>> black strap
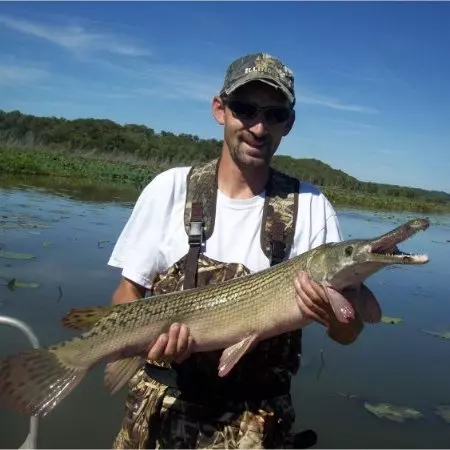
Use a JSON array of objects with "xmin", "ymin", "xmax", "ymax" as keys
[{"xmin": 183, "ymin": 201, "xmax": 203, "ymax": 290}]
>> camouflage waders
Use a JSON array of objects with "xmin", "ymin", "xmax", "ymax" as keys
[{"xmin": 112, "ymin": 159, "xmax": 302, "ymax": 449}]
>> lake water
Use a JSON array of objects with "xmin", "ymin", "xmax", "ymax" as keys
[{"xmin": 1, "ymin": 175, "xmax": 449, "ymax": 449}]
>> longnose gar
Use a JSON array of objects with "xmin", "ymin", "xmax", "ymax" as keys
[{"xmin": 0, "ymin": 218, "xmax": 430, "ymax": 417}]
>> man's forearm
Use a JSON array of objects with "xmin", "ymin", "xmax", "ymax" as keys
[{"xmin": 112, "ymin": 276, "xmax": 147, "ymax": 305}]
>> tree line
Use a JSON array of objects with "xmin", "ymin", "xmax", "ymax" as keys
[{"xmin": 1, "ymin": 109, "xmax": 448, "ymax": 204}]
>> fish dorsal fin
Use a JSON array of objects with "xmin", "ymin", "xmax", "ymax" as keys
[
  {"xmin": 104, "ymin": 356, "xmax": 145, "ymax": 395},
  {"xmin": 61, "ymin": 306, "xmax": 115, "ymax": 331}
]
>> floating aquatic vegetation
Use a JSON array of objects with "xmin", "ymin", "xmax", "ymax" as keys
[
  {"xmin": 6, "ymin": 278, "xmax": 40, "ymax": 291},
  {"xmin": 381, "ymin": 316, "xmax": 403, "ymax": 325},
  {"xmin": 332, "ymin": 392, "xmax": 359, "ymax": 401},
  {"xmin": 0, "ymin": 250, "xmax": 36, "ymax": 260},
  {"xmin": 422, "ymin": 330, "xmax": 450, "ymax": 340},
  {"xmin": 435, "ymin": 405, "xmax": 450, "ymax": 424},
  {"xmin": 0, "ymin": 214, "xmax": 49, "ymax": 230},
  {"xmin": 364, "ymin": 402, "xmax": 423, "ymax": 423},
  {"xmin": 42, "ymin": 241, "xmax": 52, "ymax": 248}
]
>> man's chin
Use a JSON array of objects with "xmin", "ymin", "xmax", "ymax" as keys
[
  {"xmin": 242, "ymin": 145, "xmax": 271, "ymax": 163},
  {"xmin": 240, "ymin": 152, "xmax": 269, "ymax": 167}
]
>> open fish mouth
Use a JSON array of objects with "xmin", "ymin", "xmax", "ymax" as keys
[{"xmin": 368, "ymin": 218, "xmax": 430, "ymax": 264}]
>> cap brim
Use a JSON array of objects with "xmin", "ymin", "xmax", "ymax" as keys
[{"xmin": 222, "ymin": 72, "xmax": 294, "ymax": 105}]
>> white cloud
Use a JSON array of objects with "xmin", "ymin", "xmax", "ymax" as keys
[
  {"xmin": 93, "ymin": 60, "xmax": 222, "ymax": 103},
  {"xmin": 296, "ymin": 93, "xmax": 379, "ymax": 114},
  {"xmin": 137, "ymin": 66, "xmax": 222, "ymax": 102},
  {"xmin": 0, "ymin": 64, "xmax": 49, "ymax": 85},
  {"xmin": 0, "ymin": 14, "xmax": 150, "ymax": 57}
]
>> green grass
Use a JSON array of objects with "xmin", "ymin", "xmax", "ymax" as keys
[
  {"xmin": 322, "ymin": 186, "xmax": 450, "ymax": 214},
  {"xmin": 0, "ymin": 146, "xmax": 159, "ymax": 185},
  {"xmin": 2, "ymin": 146, "xmax": 450, "ymax": 214}
]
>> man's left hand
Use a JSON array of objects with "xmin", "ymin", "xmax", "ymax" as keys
[{"xmin": 294, "ymin": 271, "xmax": 365, "ymax": 345}]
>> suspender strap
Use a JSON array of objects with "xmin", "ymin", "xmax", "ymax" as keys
[
  {"xmin": 184, "ymin": 202, "xmax": 204, "ymax": 290},
  {"xmin": 183, "ymin": 159, "xmax": 219, "ymax": 290},
  {"xmin": 261, "ymin": 168, "xmax": 300, "ymax": 266}
]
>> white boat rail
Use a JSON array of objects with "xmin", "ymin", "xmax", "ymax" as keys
[{"xmin": 0, "ymin": 315, "xmax": 40, "ymax": 449}]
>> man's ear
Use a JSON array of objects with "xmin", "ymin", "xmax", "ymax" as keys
[
  {"xmin": 283, "ymin": 109, "xmax": 295, "ymax": 136},
  {"xmin": 212, "ymin": 96, "xmax": 225, "ymax": 125}
]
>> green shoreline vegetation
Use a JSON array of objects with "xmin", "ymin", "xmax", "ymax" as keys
[{"xmin": 1, "ymin": 109, "xmax": 449, "ymax": 214}]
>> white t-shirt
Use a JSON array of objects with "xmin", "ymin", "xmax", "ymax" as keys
[{"xmin": 108, "ymin": 166, "xmax": 343, "ymax": 290}]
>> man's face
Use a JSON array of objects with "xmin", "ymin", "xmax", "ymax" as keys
[
  {"xmin": 213, "ymin": 81, "xmax": 295, "ymax": 168},
  {"xmin": 213, "ymin": 81, "xmax": 294, "ymax": 167}
]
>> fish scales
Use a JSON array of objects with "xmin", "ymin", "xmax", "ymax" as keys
[
  {"xmin": 0, "ymin": 218, "xmax": 430, "ymax": 418},
  {"xmin": 61, "ymin": 256, "xmax": 302, "ymax": 368}
]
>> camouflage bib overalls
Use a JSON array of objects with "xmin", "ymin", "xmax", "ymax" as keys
[{"xmin": 112, "ymin": 158, "xmax": 303, "ymax": 449}]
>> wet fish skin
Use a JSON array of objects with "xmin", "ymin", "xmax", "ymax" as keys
[{"xmin": 0, "ymin": 218, "xmax": 430, "ymax": 417}]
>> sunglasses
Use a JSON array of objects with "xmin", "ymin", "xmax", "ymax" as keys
[{"xmin": 224, "ymin": 98, "xmax": 292, "ymax": 125}]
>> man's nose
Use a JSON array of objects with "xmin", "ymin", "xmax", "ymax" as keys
[{"xmin": 248, "ymin": 115, "xmax": 269, "ymax": 137}]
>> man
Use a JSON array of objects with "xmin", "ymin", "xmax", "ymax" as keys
[{"xmin": 108, "ymin": 53, "xmax": 364, "ymax": 448}]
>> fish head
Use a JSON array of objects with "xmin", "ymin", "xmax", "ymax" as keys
[{"xmin": 307, "ymin": 218, "xmax": 430, "ymax": 291}]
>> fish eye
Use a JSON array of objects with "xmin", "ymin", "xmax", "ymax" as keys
[{"xmin": 344, "ymin": 246, "xmax": 353, "ymax": 257}]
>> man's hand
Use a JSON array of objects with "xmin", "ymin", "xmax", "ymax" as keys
[
  {"xmin": 147, "ymin": 323, "xmax": 195, "ymax": 363},
  {"xmin": 294, "ymin": 271, "xmax": 364, "ymax": 345}
]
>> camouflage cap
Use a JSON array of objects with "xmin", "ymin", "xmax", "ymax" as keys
[{"xmin": 220, "ymin": 52, "xmax": 295, "ymax": 106}]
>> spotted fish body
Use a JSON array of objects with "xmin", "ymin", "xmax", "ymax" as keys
[{"xmin": 0, "ymin": 219, "xmax": 430, "ymax": 418}]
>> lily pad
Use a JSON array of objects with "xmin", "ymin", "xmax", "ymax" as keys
[
  {"xmin": 0, "ymin": 250, "xmax": 36, "ymax": 260},
  {"xmin": 435, "ymin": 405, "xmax": 450, "ymax": 424},
  {"xmin": 423, "ymin": 330, "xmax": 450, "ymax": 340},
  {"xmin": 6, "ymin": 278, "xmax": 40, "ymax": 290},
  {"xmin": 332, "ymin": 392, "xmax": 359, "ymax": 401},
  {"xmin": 381, "ymin": 316, "xmax": 403, "ymax": 325},
  {"xmin": 97, "ymin": 240, "xmax": 110, "ymax": 248},
  {"xmin": 364, "ymin": 402, "xmax": 423, "ymax": 423}
]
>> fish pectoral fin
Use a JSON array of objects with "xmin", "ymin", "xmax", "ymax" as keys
[
  {"xmin": 354, "ymin": 284, "xmax": 382, "ymax": 324},
  {"xmin": 61, "ymin": 306, "xmax": 115, "ymax": 331},
  {"xmin": 323, "ymin": 285, "xmax": 355, "ymax": 323},
  {"xmin": 104, "ymin": 356, "xmax": 146, "ymax": 395},
  {"xmin": 218, "ymin": 333, "xmax": 259, "ymax": 378},
  {"xmin": 324, "ymin": 284, "xmax": 382, "ymax": 325}
]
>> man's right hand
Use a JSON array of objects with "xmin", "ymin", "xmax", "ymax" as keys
[{"xmin": 147, "ymin": 323, "xmax": 195, "ymax": 364}]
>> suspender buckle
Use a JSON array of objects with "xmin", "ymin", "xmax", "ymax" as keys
[{"xmin": 188, "ymin": 220, "xmax": 203, "ymax": 247}]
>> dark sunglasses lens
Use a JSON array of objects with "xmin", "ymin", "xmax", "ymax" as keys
[
  {"xmin": 266, "ymin": 107, "xmax": 290, "ymax": 124},
  {"xmin": 227, "ymin": 100, "xmax": 258, "ymax": 119},
  {"xmin": 227, "ymin": 100, "xmax": 290, "ymax": 124}
]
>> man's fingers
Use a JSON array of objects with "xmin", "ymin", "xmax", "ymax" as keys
[
  {"xmin": 174, "ymin": 336, "xmax": 195, "ymax": 364},
  {"xmin": 296, "ymin": 292, "xmax": 328, "ymax": 326},
  {"xmin": 300, "ymin": 272, "xmax": 328, "ymax": 303},
  {"xmin": 294, "ymin": 272, "xmax": 331, "ymax": 322},
  {"xmin": 147, "ymin": 333, "xmax": 168, "ymax": 361},
  {"xmin": 176, "ymin": 324, "xmax": 190, "ymax": 355},
  {"xmin": 164, "ymin": 323, "xmax": 180, "ymax": 357}
]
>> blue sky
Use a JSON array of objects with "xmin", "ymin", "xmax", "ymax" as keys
[{"xmin": 0, "ymin": 2, "xmax": 449, "ymax": 193}]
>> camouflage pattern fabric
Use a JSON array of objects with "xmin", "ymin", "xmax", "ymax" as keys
[
  {"xmin": 113, "ymin": 160, "xmax": 301, "ymax": 449},
  {"xmin": 184, "ymin": 159, "xmax": 219, "ymax": 240},
  {"xmin": 260, "ymin": 169, "xmax": 299, "ymax": 261},
  {"xmin": 113, "ymin": 366, "xmax": 295, "ymax": 449},
  {"xmin": 184, "ymin": 158, "xmax": 300, "ymax": 261}
]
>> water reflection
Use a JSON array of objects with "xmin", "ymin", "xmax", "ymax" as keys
[{"xmin": 0, "ymin": 175, "xmax": 449, "ymax": 449}]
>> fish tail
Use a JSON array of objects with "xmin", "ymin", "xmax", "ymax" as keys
[{"xmin": 0, "ymin": 347, "xmax": 87, "ymax": 417}]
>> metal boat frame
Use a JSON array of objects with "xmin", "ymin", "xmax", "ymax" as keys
[{"xmin": 0, "ymin": 315, "xmax": 39, "ymax": 449}]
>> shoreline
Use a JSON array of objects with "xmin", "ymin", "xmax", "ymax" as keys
[{"xmin": 1, "ymin": 146, "xmax": 449, "ymax": 214}]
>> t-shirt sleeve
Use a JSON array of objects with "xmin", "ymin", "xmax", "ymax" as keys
[
  {"xmin": 107, "ymin": 170, "xmax": 176, "ymax": 290},
  {"xmin": 310, "ymin": 197, "xmax": 343, "ymax": 248}
]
